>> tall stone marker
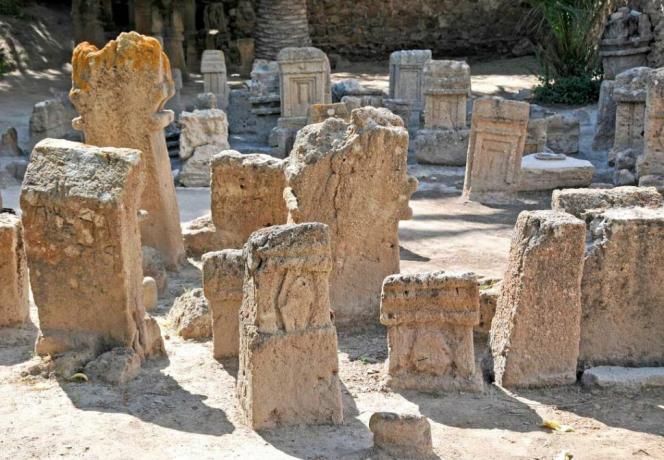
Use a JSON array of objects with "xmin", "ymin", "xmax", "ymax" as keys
[
  {"xmin": 70, "ymin": 32, "xmax": 185, "ymax": 269},
  {"xmin": 21, "ymin": 139, "xmax": 163, "ymax": 359},
  {"xmin": 380, "ymin": 272, "xmax": 483, "ymax": 392},
  {"xmin": 201, "ymin": 50, "xmax": 229, "ymax": 110},
  {"xmin": 270, "ymin": 47, "xmax": 331, "ymax": 156},
  {"xmin": 385, "ymin": 50, "xmax": 431, "ymax": 128},
  {"xmin": 237, "ymin": 223, "xmax": 343, "ymax": 430},
  {"xmin": 638, "ymin": 67, "xmax": 664, "ymax": 189},
  {"xmin": 0, "ymin": 212, "xmax": 29, "ymax": 327},
  {"xmin": 283, "ymin": 108, "xmax": 418, "ymax": 323},
  {"xmin": 415, "ymin": 60, "xmax": 471, "ymax": 165},
  {"xmin": 463, "ymin": 97, "xmax": 530, "ymax": 202},
  {"xmin": 491, "ymin": 211, "xmax": 586, "ymax": 388},
  {"xmin": 580, "ymin": 207, "xmax": 664, "ymax": 367}
]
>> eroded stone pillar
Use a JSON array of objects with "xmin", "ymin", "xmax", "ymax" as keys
[
  {"xmin": 70, "ymin": 32, "xmax": 185, "ymax": 269},
  {"xmin": 414, "ymin": 60, "xmax": 471, "ymax": 165},
  {"xmin": 201, "ymin": 50, "xmax": 229, "ymax": 110},
  {"xmin": 283, "ymin": 108, "xmax": 418, "ymax": 323},
  {"xmin": 203, "ymin": 249, "xmax": 243, "ymax": 359},
  {"xmin": 21, "ymin": 139, "xmax": 164, "ymax": 360},
  {"xmin": 0, "ymin": 212, "xmax": 29, "ymax": 327},
  {"xmin": 380, "ymin": 272, "xmax": 482, "ymax": 392},
  {"xmin": 270, "ymin": 47, "xmax": 331, "ymax": 156},
  {"xmin": 238, "ymin": 223, "xmax": 343, "ymax": 429},
  {"xmin": 638, "ymin": 67, "xmax": 664, "ymax": 189},
  {"xmin": 211, "ymin": 150, "xmax": 287, "ymax": 248},
  {"xmin": 462, "ymin": 97, "xmax": 530, "ymax": 202},
  {"xmin": 385, "ymin": 50, "xmax": 431, "ymax": 128},
  {"xmin": 490, "ymin": 211, "xmax": 585, "ymax": 388}
]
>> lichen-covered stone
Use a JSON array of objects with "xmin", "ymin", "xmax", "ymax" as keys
[
  {"xmin": 0, "ymin": 212, "xmax": 29, "ymax": 327},
  {"xmin": 203, "ymin": 249, "xmax": 244, "ymax": 359},
  {"xmin": 211, "ymin": 150, "xmax": 287, "ymax": 249},
  {"xmin": 491, "ymin": 211, "xmax": 586, "ymax": 388},
  {"xmin": 238, "ymin": 223, "xmax": 342, "ymax": 430},
  {"xmin": 21, "ymin": 139, "xmax": 164, "ymax": 360},
  {"xmin": 380, "ymin": 271, "xmax": 482, "ymax": 392},
  {"xmin": 70, "ymin": 32, "xmax": 185, "ymax": 268},
  {"xmin": 284, "ymin": 107, "xmax": 417, "ymax": 323}
]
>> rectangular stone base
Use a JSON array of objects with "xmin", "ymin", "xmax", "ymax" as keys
[
  {"xmin": 414, "ymin": 128, "xmax": 469, "ymax": 166},
  {"xmin": 519, "ymin": 154, "xmax": 594, "ymax": 191},
  {"xmin": 386, "ymin": 368, "xmax": 484, "ymax": 393},
  {"xmin": 238, "ymin": 325, "xmax": 343, "ymax": 430}
]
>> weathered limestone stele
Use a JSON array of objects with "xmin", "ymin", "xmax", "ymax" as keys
[
  {"xmin": 491, "ymin": 211, "xmax": 586, "ymax": 388},
  {"xmin": 369, "ymin": 413, "xmax": 434, "ymax": 459},
  {"xmin": 579, "ymin": 207, "xmax": 664, "ymax": 367},
  {"xmin": 386, "ymin": 49, "xmax": 432, "ymax": 127},
  {"xmin": 551, "ymin": 186, "xmax": 663, "ymax": 219},
  {"xmin": 592, "ymin": 80, "xmax": 617, "ymax": 151},
  {"xmin": 599, "ymin": 7, "xmax": 653, "ymax": 80},
  {"xmin": 0, "ymin": 212, "xmax": 29, "ymax": 327},
  {"xmin": 638, "ymin": 67, "xmax": 664, "ymax": 189},
  {"xmin": 200, "ymin": 50, "xmax": 229, "ymax": 109},
  {"xmin": 202, "ymin": 249, "xmax": 244, "ymax": 359},
  {"xmin": 211, "ymin": 150, "xmax": 287, "ymax": 249},
  {"xmin": 271, "ymin": 47, "xmax": 331, "ymax": 156},
  {"xmin": 415, "ymin": 60, "xmax": 471, "ymax": 166},
  {"xmin": 69, "ymin": 32, "xmax": 185, "ymax": 269},
  {"xmin": 284, "ymin": 108, "xmax": 418, "ymax": 323},
  {"xmin": 380, "ymin": 272, "xmax": 483, "ymax": 392},
  {"xmin": 463, "ymin": 97, "xmax": 530, "ymax": 202},
  {"xmin": 21, "ymin": 139, "xmax": 164, "ymax": 360},
  {"xmin": 238, "ymin": 223, "xmax": 343, "ymax": 430}
]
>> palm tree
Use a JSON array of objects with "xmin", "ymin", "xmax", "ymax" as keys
[{"xmin": 255, "ymin": 0, "xmax": 311, "ymax": 60}]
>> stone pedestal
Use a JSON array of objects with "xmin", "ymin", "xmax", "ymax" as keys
[
  {"xmin": 385, "ymin": 50, "xmax": 431, "ymax": 129},
  {"xmin": 237, "ymin": 223, "xmax": 343, "ymax": 430},
  {"xmin": 203, "ymin": 249, "xmax": 244, "ymax": 359},
  {"xmin": 284, "ymin": 108, "xmax": 417, "ymax": 324},
  {"xmin": 270, "ymin": 47, "xmax": 331, "ymax": 156},
  {"xmin": 211, "ymin": 150, "xmax": 287, "ymax": 249},
  {"xmin": 414, "ymin": 60, "xmax": 471, "ymax": 165},
  {"xmin": 201, "ymin": 50, "xmax": 229, "ymax": 110},
  {"xmin": 519, "ymin": 153, "xmax": 594, "ymax": 191},
  {"xmin": 380, "ymin": 272, "xmax": 483, "ymax": 392},
  {"xmin": 70, "ymin": 32, "xmax": 185, "ymax": 269},
  {"xmin": 462, "ymin": 97, "xmax": 530, "ymax": 203},
  {"xmin": 491, "ymin": 211, "xmax": 586, "ymax": 388},
  {"xmin": 0, "ymin": 212, "xmax": 29, "ymax": 327},
  {"xmin": 21, "ymin": 139, "xmax": 163, "ymax": 360}
]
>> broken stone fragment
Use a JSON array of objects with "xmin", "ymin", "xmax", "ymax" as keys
[
  {"xmin": 84, "ymin": 348, "xmax": 142, "ymax": 385},
  {"xmin": 168, "ymin": 288, "xmax": 212, "ymax": 340},
  {"xmin": 369, "ymin": 412, "xmax": 434, "ymax": 459},
  {"xmin": 179, "ymin": 109, "xmax": 230, "ymax": 160}
]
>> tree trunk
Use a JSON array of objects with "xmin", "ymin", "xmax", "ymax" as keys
[{"xmin": 255, "ymin": 0, "xmax": 311, "ymax": 60}]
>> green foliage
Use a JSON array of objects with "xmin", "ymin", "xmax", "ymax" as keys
[
  {"xmin": 528, "ymin": 0, "xmax": 610, "ymax": 104},
  {"xmin": 0, "ymin": 0, "xmax": 23, "ymax": 16},
  {"xmin": 533, "ymin": 73, "xmax": 602, "ymax": 105}
]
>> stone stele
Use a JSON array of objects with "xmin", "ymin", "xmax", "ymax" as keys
[
  {"xmin": 0, "ymin": 212, "xmax": 29, "ymax": 327},
  {"xmin": 463, "ymin": 97, "xmax": 530, "ymax": 202},
  {"xmin": 237, "ymin": 223, "xmax": 343, "ymax": 430},
  {"xmin": 283, "ymin": 107, "xmax": 418, "ymax": 324},
  {"xmin": 21, "ymin": 139, "xmax": 164, "ymax": 359},
  {"xmin": 69, "ymin": 31, "xmax": 185, "ymax": 269},
  {"xmin": 491, "ymin": 210, "xmax": 586, "ymax": 388},
  {"xmin": 380, "ymin": 271, "xmax": 483, "ymax": 392}
]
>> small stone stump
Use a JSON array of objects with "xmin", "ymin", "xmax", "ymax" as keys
[
  {"xmin": 21, "ymin": 139, "xmax": 164, "ymax": 361},
  {"xmin": 203, "ymin": 249, "xmax": 244, "ymax": 359},
  {"xmin": 463, "ymin": 97, "xmax": 530, "ymax": 203},
  {"xmin": 414, "ymin": 60, "xmax": 471, "ymax": 166},
  {"xmin": 70, "ymin": 32, "xmax": 185, "ymax": 269},
  {"xmin": 211, "ymin": 150, "xmax": 287, "ymax": 249},
  {"xmin": 201, "ymin": 50, "xmax": 229, "ymax": 109},
  {"xmin": 380, "ymin": 272, "xmax": 482, "ymax": 392},
  {"xmin": 270, "ymin": 47, "xmax": 331, "ymax": 156},
  {"xmin": 580, "ymin": 207, "xmax": 664, "ymax": 367},
  {"xmin": 369, "ymin": 412, "xmax": 434, "ymax": 459},
  {"xmin": 491, "ymin": 211, "xmax": 586, "ymax": 388},
  {"xmin": 237, "ymin": 223, "xmax": 343, "ymax": 430},
  {"xmin": 385, "ymin": 49, "xmax": 432, "ymax": 128},
  {"xmin": 0, "ymin": 212, "xmax": 29, "ymax": 327}
]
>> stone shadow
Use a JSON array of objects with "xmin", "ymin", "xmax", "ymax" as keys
[
  {"xmin": 59, "ymin": 354, "xmax": 235, "ymax": 436},
  {"xmin": 0, "ymin": 318, "xmax": 39, "ymax": 366}
]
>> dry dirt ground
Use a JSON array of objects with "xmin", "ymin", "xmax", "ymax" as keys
[{"xmin": 1, "ymin": 11, "xmax": 663, "ymax": 458}]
